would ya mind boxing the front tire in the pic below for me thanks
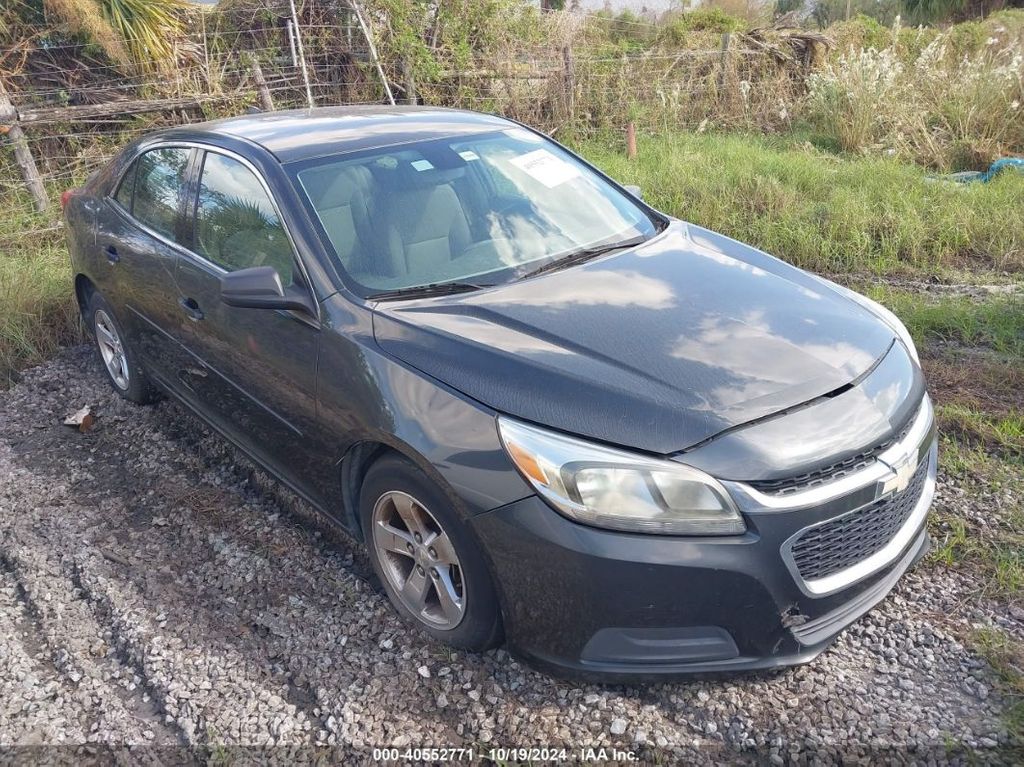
[88,292,158,404]
[360,454,503,651]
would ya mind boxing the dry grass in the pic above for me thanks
[806,18,1024,170]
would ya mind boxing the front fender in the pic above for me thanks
[316,295,533,526]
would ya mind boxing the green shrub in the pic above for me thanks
[659,8,745,42]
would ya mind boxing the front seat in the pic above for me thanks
[382,165,472,280]
[300,164,374,274]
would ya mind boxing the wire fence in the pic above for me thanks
[0,5,813,234]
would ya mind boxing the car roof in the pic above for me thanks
[169,105,514,164]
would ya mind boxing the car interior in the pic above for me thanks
[298,145,567,292]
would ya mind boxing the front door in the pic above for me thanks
[171,149,323,501]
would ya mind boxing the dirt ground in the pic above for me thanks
[0,346,1019,763]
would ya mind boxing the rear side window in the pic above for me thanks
[114,161,136,210]
[194,152,293,285]
[130,147,191,241]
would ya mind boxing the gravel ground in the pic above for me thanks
[0,346,1020,763]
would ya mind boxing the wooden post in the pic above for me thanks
[561,45,575,122]
[248,55,275,111]
[625,121,637,160]
[429,0,443,49]
[0,82,47,213]
[401,57,417,105]
[718,32,732,95]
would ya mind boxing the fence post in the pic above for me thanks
[248,55,275,111]
[625,121,637,160]
[401,57,417,105]
[561,45,575,123]
[718,32,732,96]
[0,82,47,213]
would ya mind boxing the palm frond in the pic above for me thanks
[43,0,130,65]
[101,0,187,73]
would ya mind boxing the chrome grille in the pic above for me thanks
[789,457,930,582]
[750,405,920,497]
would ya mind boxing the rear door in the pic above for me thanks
[171,148,323,500]
[95,146,195,384]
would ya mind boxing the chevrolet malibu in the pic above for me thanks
[62,107,936,680]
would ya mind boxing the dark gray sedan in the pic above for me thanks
[62,107,936,680]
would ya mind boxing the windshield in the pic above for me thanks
[290,128,660,297]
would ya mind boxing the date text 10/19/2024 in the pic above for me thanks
[372,747,640,762]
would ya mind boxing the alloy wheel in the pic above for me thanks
[371,490,466,630]
[94,309,129,391]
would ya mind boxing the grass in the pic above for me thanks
[865,289,1024,358]
[930,440,1024,601]
[972,627,1024,752]
[938,405,1024,458]
[0,216,78,385]
[580,132,1024,275]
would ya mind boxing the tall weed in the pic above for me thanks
[807,20,1024,169]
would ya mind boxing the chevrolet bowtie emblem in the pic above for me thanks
[881,452,917,496]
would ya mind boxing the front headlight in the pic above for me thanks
[498,418,745,535]
[824,280,920,364]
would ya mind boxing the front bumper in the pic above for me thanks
[471,404,938,682]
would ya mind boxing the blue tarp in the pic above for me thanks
[941,157,1024,184]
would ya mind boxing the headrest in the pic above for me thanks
[379,161,466,190]
[302,165,372,209]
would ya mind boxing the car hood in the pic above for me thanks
[372,222,897,454]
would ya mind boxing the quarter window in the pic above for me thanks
[114,161,136,210]
[194,152,293,285]
[130,147,191,241]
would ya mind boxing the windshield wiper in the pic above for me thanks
[518,236,648,280]
[369,281,492,302]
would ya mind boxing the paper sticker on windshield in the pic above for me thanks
[411,159,434,171]
[458,150,480,162]
[509,149,580,188]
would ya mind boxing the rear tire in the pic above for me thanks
[88,292,158,405]
[360,454,503,651]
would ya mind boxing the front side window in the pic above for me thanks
[291,129,660,297]
[194,152,293,285]
[130,147,191,241]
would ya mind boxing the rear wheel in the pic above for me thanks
[88,292,158,404]
[360,454,503,650]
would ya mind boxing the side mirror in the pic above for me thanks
[624,184,643,200]
[220,266,315,315]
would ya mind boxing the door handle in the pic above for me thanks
[179,297,204,321]
[104,245,120,264]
